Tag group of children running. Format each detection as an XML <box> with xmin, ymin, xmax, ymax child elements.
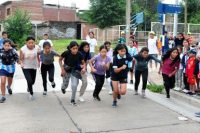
<box><xmin>0</xmin><ymin>31</ymin><xmax>197</xmax><ymax>109</ymax></box>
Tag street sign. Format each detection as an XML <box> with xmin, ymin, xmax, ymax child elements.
<box><xmin>158</xmin><ymin>13</ymin><xmax>163</xmax><ymax>23</ymax></box>
<box><xmin>157</xmin><ymin>3</ymin><xmax>182</xmax><ymax>14</ymax></box>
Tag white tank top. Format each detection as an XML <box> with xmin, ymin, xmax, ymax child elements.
<box><xmin>21</xmin><ymin>45</ymin><xmax>39</xmax><ymax>69</ymax></box>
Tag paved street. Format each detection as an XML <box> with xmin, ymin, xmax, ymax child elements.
<box><xmin>0</xmin><ymin>62</ymin><xmax>200</xmax><ymax>133</ymax></box>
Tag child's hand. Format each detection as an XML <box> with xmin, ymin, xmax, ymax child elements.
<box><xmin>81</xmin><ymin>68</ymin><xmax>86</xmax><ymax>74</ymax></box>
<box><xmin>20</xmin><ymin>62</ymin><xmax>24</xmax><ymax>68</ymax></box>
<box><xmin>61</xmin><ymin>69</ymin><xmax>66</xmax><ymax>77</ymax></box>
<box><xmin>91</xmin><ymin>68</ymin><xmax>97</xmax><ymax>73</ymax></box>
<box><xmin>121</xmin><ymin>65</ymin><xmax>127</xmax><ymax>70</ymax></box>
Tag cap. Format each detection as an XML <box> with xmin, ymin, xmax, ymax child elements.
<box><xmin>188</xmin><ymin>49</ymin><xmax>197</xmax><ymax>54</ymax></box>
<box><xmin>121</xmin><ymin>31</ymin><xmax>125</xmax><ymax>35</ymax></box>
<box><xmin>149</xmin><ymin>31</ymin><xmax>155</xmax><ymax>35</ymax></box>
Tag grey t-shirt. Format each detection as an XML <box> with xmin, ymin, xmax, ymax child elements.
<box><xmin>39</xmin><ymin>50</ymin><xmax>59</xmax><ymax>65</ymax></box>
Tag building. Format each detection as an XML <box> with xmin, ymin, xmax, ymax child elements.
<box><xmin>0</xmin><ymin>0</ymin><xmax>96</xmax><ymax>39</ymax></box>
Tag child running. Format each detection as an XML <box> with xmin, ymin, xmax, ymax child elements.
<box><xmin>133</xmin><ymin>47</ymin><xmax>161</xmax><ymax>97</ymax></box>
<box><xmin>160</xmin><ymin>48</ymin><xmax>180</xmax><ymax>98</ymax></box>
<box><xmin>104</xmin><ymin>41</ymin><xmax>113</xmax><ymax>95</ymax></box>
<box><xmin>111</xmin><ymin>44</ymin><xmax>133</xmax><ymax>107</ymax></box>
<box><xmin>127</xmin><ymin>40</ymin><xmax>138</xmax><ymax>84</ymax></box>
<box><xmin>38</xmin><ymin>41</ymin><xmax>60</xmax><ymax>95</ymax></box>
<box><xmin>20</xmin><ymin>36</ymin><xmax>40</xmax><ymax>100</ymax></box>
<box><xmin>0</xmin><ymin>39</ymin><xmax>19</xmax><ymax>103</ymax></box>
<box><xmin>89</xmin><ymin>45</ymin><xmax>111</xmax><ymax>101</ymax></box>
<box><xmin>59</xmin><ymin>41</ymin><xmax>85</xmax><ymax>105</ymax></box>
<box><xmin>78</xmin><ymin>41</ymin><xmax>91</xmax><ymax>102</ymax></box>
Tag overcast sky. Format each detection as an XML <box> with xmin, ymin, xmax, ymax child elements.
<box><xmin>0</xmin><ymin>0</ymin><xmax>90</xmax><ymax>10</ymax></box>
<box><xmin>0</xmin><ymin>0</ymin><xmax>182</xmax><ymax>10</ymax></box>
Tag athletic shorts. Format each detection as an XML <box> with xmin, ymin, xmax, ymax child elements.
<box><xmin>0</xmin><ymin>69</ymin><xmax>14</xmax><ymax>78</ymax></box>
<box><xmin>111</xmin><ymin>77</ymin><xmax>127</xmax><ymax>84</ymax></box>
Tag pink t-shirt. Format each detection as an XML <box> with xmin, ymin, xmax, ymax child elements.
<box><xmin>162</xmin><ymin>58</ymin><xmax>180</xmax><ymax>75</ymax></box>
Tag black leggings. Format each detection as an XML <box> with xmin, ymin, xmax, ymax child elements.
<box><xmin>41</xmin><ymin>63</ymin><xmax>55</xmax><ymax>91</ymax></box>
<box><xmin>162</xmin><ymin>74</ymin><xmax>175</xmax><ymax>97</ymax></box>
<box><xmin>135</xmin><ymin>69</ymin><xmax>148</xmax><ymax>91</ymax></box>
<box><xmin>22</xmin><ymin>69</ymin><xmax>37</xmax><ymax>95</ymax></box>
<box><xmin>93</xmin><ymin>74</ymin><xmax>105</xmax><ymax>97</ymax></box>
<box><xmin>183</xmin><ymin>73</ymin><xmax>189</xmax><ymax>90</ymax></box>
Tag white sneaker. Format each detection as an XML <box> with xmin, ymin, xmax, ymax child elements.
<box><xmin>78</xmin><ymin>96</ymin><xmax>85</xmax><ymax>102</ymax></box>
<box><xmin>43</xmin><ymin>91</ymin><xmax>47</xmax><ymax>96</ymax></box>
<box><xmin>182</xmin><ymin>89</ymin><xmax>189</xmax><ymax>93</ymax></box>
<box><xmin>108</xmin><ymin>90</ymin><xmax>113</xmax><ymax>95</ymax></box>
<box><xmin>174</xmin><ymin>87</ymin><xmax>181</xmax><ymax>91</ymax></box>
<box><xmin>134</xmin><ymin>90</ymin><xmax>139</xmax><ymax>95</ymax></box>
<box><xmin>141</xmin><ymin>90</ymin><xmax>146</xmax><ymax>98</ymax></box>
<box><xmin>29</xmin><ymin>95</ymin><xmax>35</xmax><ymax>101</ymax></box>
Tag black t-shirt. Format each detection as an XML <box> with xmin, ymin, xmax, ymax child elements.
<box><xmin>175</xmin><ymin>38</ymin><xmax>184</xmax><ymax>47</ymax></box>
<box><xmin>61</xmin><ymin>50</ymin><xmax>83</xmax><ymax>70</ymax></box>
<box><xmin>111</xmin><ymin>54</ymin><xmax>133</xmax><ymax>79</ymax></box>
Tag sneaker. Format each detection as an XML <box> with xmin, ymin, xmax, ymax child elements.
<box><xmin>182</xmin><ymin>89</ymin><xmax>189</xmax><ymax>93</ymax></box>
<box><xmin>7</xmin><ymin>86</ymin><xmax>12</xmax><ymax>95</ymax></box>
<box><xmin>117</xmin><ymin>94</ymin><xmax>121</xmax><ymax>99</ymax></box>
<box><xmin>130</xmin><ymin>80</ymin><xmax>133</xmax><ymax>84</ymax></box>
<box><xmin>173</xmin><ymin>87</ymin><xmax>181</xmax><ymax>91</ymax></box>
<box><xmin>29</xmin><ymin>95</ymin><xmax>35</xmax><ymax>101</ymax></box>
<box><xmin>96</xmin><ymin>96</ymin><xmax>101</xmax><ymax>101</ymax></box>
<box><xmin>112</xmin><ymin>101</ymin><xmax>117</xmax><ymax>107</ymax></box>
<box><xmin>51</xmin><ymin>82</ymin><xmax>56</xmax><ymax>88</ymax></box>
<box><xmin>166</xmin><ymin>95</ymin><xmax>170</xmax><ymax>99</ymax></box>
<box><xmin>195</xmin><ymin>112</ymin><xmax>200</xmax><ymax>117</ymax></box>
<box><xmin>27</xmin><ymin>88</ymin><xmax>30</xmax><ymax>93</ymax></box>
<box><xmin>70</xmin><ymin>100</ymin><xmax>77</xmax><ymax>106</ymax></box>
<box><xmin>43</xmin><ymin>91</ymin><xmax>47</xmax><ymax>96</ymax></box>
<box><xmin>141</xmin><ymin>90</ymin><xmax>146</xmax><ymax>98</ymax></box>
<box><xmin>61</xmin><ymin>89</ymin><xmax>66</xmax><ymax>94</ymax></box>
<box><xmin>0</xmin><ymin>97</ymin><xmax>6</xmax><ymax>103</ymax></box>
<box><xmin>108</xmin><ymin>90</ymin><xmax>113</xmax><ymax>95</ymax></box>
<box><xmin>78</xmin><ymin>96</ymin><xmax>85</xmax><ymax>102</ymax></box>
<box><xmin>134</xmin><ymin>90</ymin><xmax>139</xmax><ymax>95</ymax></box>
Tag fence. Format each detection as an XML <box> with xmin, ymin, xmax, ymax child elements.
<box><xmin>92</xmin><ymin>22</ymin><xmax>200</xmax><ymax>45</ymax></box>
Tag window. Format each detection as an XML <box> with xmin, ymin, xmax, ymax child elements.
<box><xmin>7</xmin><ymin>8</ymin><xmax>11</xmax><ymax>16</ymax></box>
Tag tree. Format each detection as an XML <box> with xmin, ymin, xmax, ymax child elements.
<box><xmin>3</xmin><ymin>9</ymin><xmax>32</xmax><ymax>48</ymax></box>
<box><xmin>80</xmin><ymin>0</ymin><xmax>126</xmax><ymax>29</ymax></box>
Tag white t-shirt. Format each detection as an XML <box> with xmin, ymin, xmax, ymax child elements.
<box><xmin>179</xmin><ymin>53</ymin><xmax>183</xmax><ymax>69</ymax></box>
<box><xmin>87</xmin><ymin>38</ymin><xmax>97</xmax><ymax>53</ymax></box>
<box><xmin>21</xmin><ymin>45</ymin><xmax>40</xmax><ymax>69</ymax></box>
<box><xmin>147</xmin><ymin>38</ymin><xmax>158</xmax><ymax>54</ymax></box>
<box><xmin>38</xmin><ymin>39</ymin><xmax>53</xmax><ymax>50</ymax></box>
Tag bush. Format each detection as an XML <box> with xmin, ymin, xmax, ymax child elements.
<box><xmin>147</xmin><ymin>84</ymin><xmax>164</xmax><ymax>93</ymax></box>
<box><xmin>3</xmin><ymin>9</ymin><xmax>32</xmax><ymax>48</ymax></box>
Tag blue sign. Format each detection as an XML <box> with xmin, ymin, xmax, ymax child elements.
<box><xmin>158</xmin><ymin>14</ymin><xmax>163</xmax><ymax>23</ymax></box>
<box><xmin>135</xmin><ymin>12</ymin><xmax>144</xmax><ymax>24</ymax></box>
<box><xmin>157</xmin><ymin>3</ymin><xmax>182</xmax><ymax>14</ymax></box>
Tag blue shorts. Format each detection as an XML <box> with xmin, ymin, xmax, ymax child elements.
<box><xmin>0</xmin><ymin>69</ymin><xmax>14</xmax><ymax>77</ymax></box>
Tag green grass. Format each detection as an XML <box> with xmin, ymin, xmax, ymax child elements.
<box><xmin>52</xmin><ymin>39</ymin><xmax>82</xmax><ymax>54</ymax></box>
<box><xmin>147</xmin><ymin>84</ymin><xmax>164</xmax><ymax>94</ymax></box>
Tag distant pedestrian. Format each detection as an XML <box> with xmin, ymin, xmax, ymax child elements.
<box><xmin>86</xmin><ymin>31</ymin><xmax>97</xmax><ymax>58</ymax></box>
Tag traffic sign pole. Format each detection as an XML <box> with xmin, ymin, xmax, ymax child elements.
<box><xmin>162</xmin><ymin>14</ymin><xmax>166</xmax><ymax>47</ymax></box>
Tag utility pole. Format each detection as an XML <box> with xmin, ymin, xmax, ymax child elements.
<box><xmin>173</xmin><ymin>0</ymin><xmax>178</xmax><ymax>37</ymax></box>
<box><xmin>126</xmin><ymin>0</ymin><xmax>131</xmax><ymax>45</ymax></box>
<box><xmin>184</xmin><ymin>0</ymin><xmax>188</xmax><ymax>34</ymax></box>
<box><xmin>57</xmin><ymin>0</ymin><xmax>60</xmax><ymax>21</ymax></box>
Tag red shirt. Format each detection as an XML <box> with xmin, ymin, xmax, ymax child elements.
<box><xmin>162</xmin><ymin>58</ymin><xmax>180</xmax><ymax>75</ymax></box>
<box><xmin>186</xmin><ymin>57</ymin><xmax>196</xmax><ymax>78</ymax></box>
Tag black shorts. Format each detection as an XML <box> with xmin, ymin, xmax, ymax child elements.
<box><xmin>111</xmin><ymin>77</ymin><xmax>127</xmax><ymax>84</ymax></box>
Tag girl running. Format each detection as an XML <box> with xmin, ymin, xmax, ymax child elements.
<box><xmin>104</xmin><ymin>41</ymin><xmax>113</xmax><ymax>95</ymax></box>
<box><xmin>59</xmin><ymin>41</ymin><xmax>85</xmax><ymax>105</ymax></box>
<box><xmin>160</xmin><ymin>47</ymin><xmax>180</xmax><ymax>98</ymax></box>
<box><xmin>78</xmin><ymin>41</ymin><xmax>91</xmax><ymax>102</ymax></box>
<box><xmin>111</xmin><ymin>44</ymin><xmax>133</xmax><ymax>107</ymax></box>
<box><xmin>127</xmin><ymin>40</ymin><xmax>138</xmax><ymax>84</ymax></box>
<box><xmin>20</xmin><ymin>36</ymin><xmax>40</xmax><ymax>100</ymax></box>
<box><xmin>89</xmin><ymin>45</ymin><xmax>111</xmax><ymax>101</ymax></box>
<box><xmin>133</xmin><ymin>47</ymin><xmax>161</xmax><ymax>97</ymax></box>
<box><xmin>38</xmin><ymin>41</ymin><xmax>60</xmax><ymax>95</ymax></box>
<box><xmin>0</xmin><ymin>39</ymin><xmax>19</xmax><ymax>103</ymax></box>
